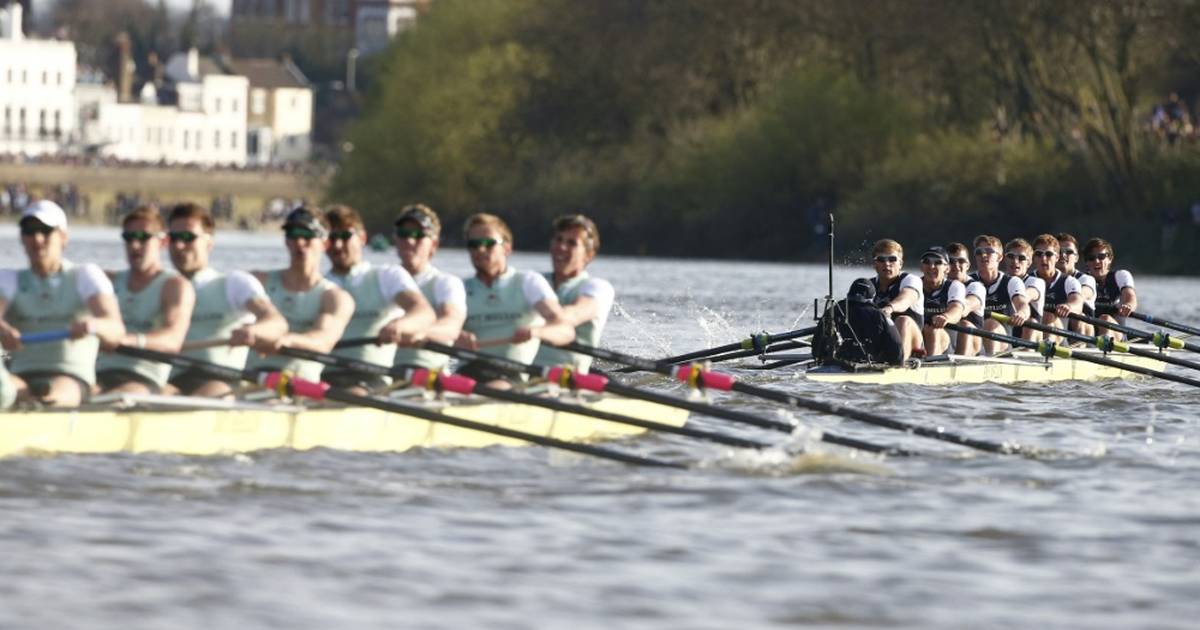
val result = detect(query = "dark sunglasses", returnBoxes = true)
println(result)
[920,257,946,266]
[1060,249,1077,257]
[1005,253,1029,263]
[974,247,998,256]
[874,255,899,263]
[285,227,319,241]
[1032,250,1057,258]
[1086,252,1110,262]
[121,230,158,243]
[168,230,201,243]
[949,257,970,265]
[20,223,56,237]
[328,229,357,242]
[467,237,503,250]
[395,227,428,240]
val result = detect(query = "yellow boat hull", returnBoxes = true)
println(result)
[0,396,689,458]
[804,350,1168,385]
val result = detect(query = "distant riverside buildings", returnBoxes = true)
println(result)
[231,0,427,64]
[0,2,314,167]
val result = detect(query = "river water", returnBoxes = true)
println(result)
[1,225,1197,629]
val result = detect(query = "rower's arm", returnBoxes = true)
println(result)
[886,286,919,314]
[85,292,127,350]
[941,301,965,325]
[239,296,288,347]
[278,287,353,353]
[424,300,466,344]
[1119,286,1138,315]
[379,289,436,343]
[0,295,17,351]
[530,299,576,346]
[1010,293,1031,319]
[131,275,195,352]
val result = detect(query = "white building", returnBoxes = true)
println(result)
[356,0,421,56]
[0,2,77,157]
[88,49,249,167]
[225,57,313,164]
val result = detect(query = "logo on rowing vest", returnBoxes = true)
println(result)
[487,292,499,304]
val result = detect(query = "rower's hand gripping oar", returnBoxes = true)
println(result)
[990,312,1200,374]
[562,342,1040,457]
[614,326,816,373]
[418,341,910,456]
[1067,312,1200,354]
[112,345,682,468]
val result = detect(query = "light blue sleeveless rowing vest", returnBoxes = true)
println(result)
[394,265,457,370]
[180,268,252,371]
[463,267,544,364]
[327,262,398,367]
[0,356,14,409]
[533,271,605,372]
[246,270,337,381]
[7,260,100,385]
[97,269,176,386]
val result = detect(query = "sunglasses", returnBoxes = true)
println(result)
[920,257,946,266]
[19,223,56,236]
[285,227,319,241]
[1086,252,1110,262]
[1005,253,1029,263]
[874,255,899,263]
[1061,249,1077,257]
[395,227,428,240]
[328,229,357,242]
[949,257,969,265]
[168,230,202,243]
[121,230,159,243]
[1032,250,1057,258]
[974,247,998,256]
[467,237,503,250]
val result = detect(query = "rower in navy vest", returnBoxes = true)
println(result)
[1030,234,1083,343]
[248,207,354,383]
[96,206,196,394]
[918,246,966,356]
[533,214,615,373]
[166,203,287,398]
[1084,237,1137,339]
[947,241,985,356]
[1055,232,1097,336]
[868,239,923,362]
[968,234,1030,355]
[1004,238,1045,341]
[456,213,574,387]
[0,200,125,406]
[323,205,434,393]
[392,204,467,372]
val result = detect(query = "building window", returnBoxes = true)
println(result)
[214,129,221,149]
[251,90,266,115]
[183,130,190,149]
[232,131,238,149]
[232,98,239,113]
[21,69,26,84]
[4,68,9,83]
[42,71,48,85]
[195,130,202,151]
[215,97,222,113]
[57,72,62,86]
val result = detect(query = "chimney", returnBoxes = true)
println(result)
[116,32,134,103]
[148,51,164,86]
[187,47,199,79]
[1,1,23,41]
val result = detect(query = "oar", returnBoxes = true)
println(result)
[275,346,776,451]
[704,340,811,364]
[113,345,682,468]
[614,326,816,373]
[419,341,909,456]
[1129,311,1200,337]
[333,335,515,350]
[562,342,1036,456]
[989,313,1200,373]
[19,329,73,344]
[1068,312,1200,354]
[182,337,233,351]
[946,323,1200,388]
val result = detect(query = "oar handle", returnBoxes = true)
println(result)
[476,336,517,349]
[21,329,72,344]
[334,336,382,349]
[182,337,233,351]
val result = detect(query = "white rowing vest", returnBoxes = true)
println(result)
[327,262,399,368]
[247,271,337,381]
[6,261,100,385]
[533,271,607,372]
[463,267,545,365]
[97,269,175,386]
[181,268,253,371]
[394,265,462,370]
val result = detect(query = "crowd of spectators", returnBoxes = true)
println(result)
[1149,92,1195,144]
[0,152,333,179]
[1,182,86,217]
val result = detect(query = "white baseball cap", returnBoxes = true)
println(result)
[20,200,68,231]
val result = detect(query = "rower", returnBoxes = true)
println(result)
[1004,238,1044,341]
[868,239,923,362]
[322,205,434,392]
[391,204,467,372]
[1084,237,1137,337]
[456,213,574,386]
[95,206,196,394]
[0,200,125,406]
[533,214,615,373]
[166,202,287,397]
[918,246,966,356]
[1030,234,1083,343]
[0,352,13,410]
[1056,232,1096,335]
[968,234,1030,355]
[248,207,354,382]
[947,241,984,356]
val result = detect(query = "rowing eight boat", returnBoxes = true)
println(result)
[0,392,688,458]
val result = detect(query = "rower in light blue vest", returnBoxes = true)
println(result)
[165,202,287,398]
[0,200,125,407]
[533,214,615,373]
[96,206,196,394]
[322,205,433,392]
[248,207,354,384]
[457,213,574,385]
[392,204,467,371]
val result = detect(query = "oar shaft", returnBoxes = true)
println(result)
[997,314,1200,373]
[616,326,816,372]
[181,337,233,351]
[705,340,810,364]
[1069,312,1200,354]
[1129,311,1200,337]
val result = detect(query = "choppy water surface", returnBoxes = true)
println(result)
[1,225,1198,629]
